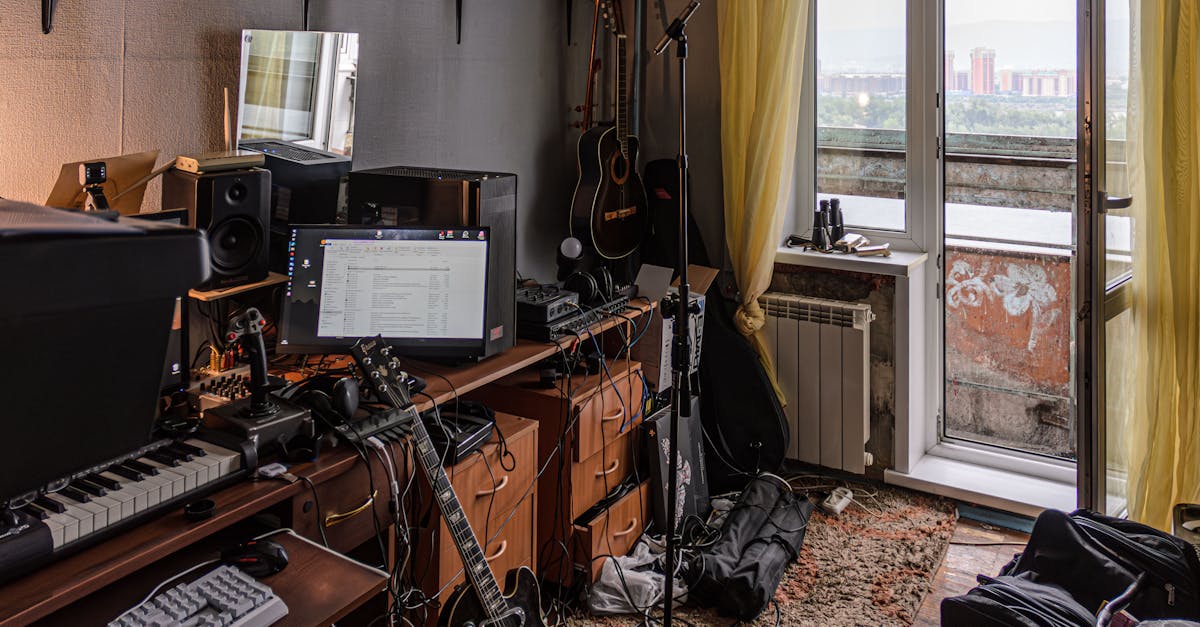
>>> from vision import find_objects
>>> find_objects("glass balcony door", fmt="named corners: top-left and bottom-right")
top-left (1077, 0), bottom-right (1135, 516)
top-left (941, 1), bottom-right (1080, 461)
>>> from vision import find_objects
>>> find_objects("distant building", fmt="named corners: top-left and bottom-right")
top-left (955, 70), bottom-right (970, 92)
top-left (971, 47), bottom-right (996, 95)
top-left (945, 51), bottom-right (956, 92)
top-left (818, 73), bottom-right (905, 96)
top-left (999, 69), bottom-right (1015, 93)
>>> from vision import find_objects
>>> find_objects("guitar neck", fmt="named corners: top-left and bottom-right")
top-left (407, 407), bottom-right (507, 618)
top-left (616, 33), bottom-right (629, 158)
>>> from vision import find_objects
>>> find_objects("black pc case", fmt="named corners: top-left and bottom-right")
top-left (347, 166), bottom-right (517, 359)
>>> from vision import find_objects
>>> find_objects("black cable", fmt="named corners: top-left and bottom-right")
top-left (298, 476), bottom-right (330, 547)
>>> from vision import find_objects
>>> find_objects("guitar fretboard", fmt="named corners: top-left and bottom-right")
top-left (616, 33), bottom-right (629, 160)
top-left (407, 409), bottom-right (507, 618)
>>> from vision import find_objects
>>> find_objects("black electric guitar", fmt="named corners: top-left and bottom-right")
top-left (350, 337), bottom-right (546, 627)
top-left (570, 0), bottom-right (649, 260)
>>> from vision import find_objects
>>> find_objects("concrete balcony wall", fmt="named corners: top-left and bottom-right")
top-left (811, 126), bottom-right (1090, 459)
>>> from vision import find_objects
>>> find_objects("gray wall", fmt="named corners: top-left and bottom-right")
top-left (0, 0), bottom-right (301, 212)
top-left (309, 0), bottom-right (575, 280)
top-left (639, 0), bottom-right (725, 268)
top-left (0, 0), bottom-right (728, 279)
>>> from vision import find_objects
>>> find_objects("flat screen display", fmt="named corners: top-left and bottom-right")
top-left (278, 226), bottom-right (490, 355)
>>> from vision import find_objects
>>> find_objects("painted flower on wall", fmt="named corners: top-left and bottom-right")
top-left (946, 260), bottom-right (991, 309)
top-left (991, 263), bottom-right (1060, 350)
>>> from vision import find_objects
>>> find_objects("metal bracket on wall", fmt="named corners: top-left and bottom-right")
top-left (456, 0), bottom-right (463, 44)
top-left (41, 0), bottom-right (57, 34)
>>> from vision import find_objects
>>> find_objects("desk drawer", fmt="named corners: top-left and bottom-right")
top-left (437, 499), bottom-right (535, 603)
top-left (575, 362), bottom-right (644, 463)
top-left (575, 480), bottom-right (650, 581)
top-left (570, 428), bottom-right (636, 520)
top-left (446, 417), bottom-right (536, 536)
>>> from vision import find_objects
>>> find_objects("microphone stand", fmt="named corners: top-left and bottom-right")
top-left (660, 8), bottom-right (695, 625)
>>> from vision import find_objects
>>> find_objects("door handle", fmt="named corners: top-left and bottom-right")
top-left (1102, 194), bottom-right (1133, 213)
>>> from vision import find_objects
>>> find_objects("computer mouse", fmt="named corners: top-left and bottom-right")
top-left (221, 539), bottom-right (289, 578)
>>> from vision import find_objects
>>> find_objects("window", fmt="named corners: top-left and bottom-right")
top-left (941, 1), bottom-right (1079, 461)
top-left (815, 0), bottom-right (908, 233)
top-left (802, 0), bottom-right (1092, 475)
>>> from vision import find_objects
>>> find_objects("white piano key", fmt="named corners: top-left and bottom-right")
top-left (98, 478), bottom-right (140, 517)
top-left (39, 509), bottom-right (78, 546)
top-left (138, 472), bottom-right (173, 504)
top-left (44, 494), bottom-right (97, 535)
top-left (184, 440), bottom-right (242, 476)
top-left (176, 458), bottom-right (210, 486)
top-left (40, 513), bottom-right (64, 548)
top-left (70, 496), bottom-right (110, 529)
top-left (89, 493), bottom-right (124, 524)
top-left (139, 458), bottom-right (188, 496)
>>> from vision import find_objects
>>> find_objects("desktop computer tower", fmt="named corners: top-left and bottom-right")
top-left (239, 139), bottom-right (353, 273)
top-left (348, 166), bottom-right (516, 359)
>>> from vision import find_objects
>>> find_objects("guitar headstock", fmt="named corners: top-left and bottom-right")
top-left (600, 0), bottom-right (626, 37)
top-left (350, 335), bottom-right (414, 410)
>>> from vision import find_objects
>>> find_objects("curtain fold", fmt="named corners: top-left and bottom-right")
top-left (1125, 0), bottom-right (1200, 530)
top-left (717, 0), bottom-right (808, 393)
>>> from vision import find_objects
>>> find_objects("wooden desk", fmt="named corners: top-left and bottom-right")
top-left (0, 303), bottom-right (647, 626)
top-left (35, 531), bottom-right (387, 626)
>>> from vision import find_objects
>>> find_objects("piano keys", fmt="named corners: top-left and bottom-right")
top-left (23, 439), bottom-right (243, 551)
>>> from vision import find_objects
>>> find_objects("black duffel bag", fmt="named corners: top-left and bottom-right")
top-left (944, 509), bottom-right (1200, 626)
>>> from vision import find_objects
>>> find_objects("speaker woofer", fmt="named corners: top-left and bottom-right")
top-left (208, 216), bottom-right (262, 272)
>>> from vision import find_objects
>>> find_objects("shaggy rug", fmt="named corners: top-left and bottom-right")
top-left (570, 484), bottom-right (957, 626)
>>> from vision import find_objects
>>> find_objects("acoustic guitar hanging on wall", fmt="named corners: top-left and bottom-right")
top-left (570, 0), bottom-right (649, 260)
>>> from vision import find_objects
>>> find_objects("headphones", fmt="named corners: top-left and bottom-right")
top-left (564, 266), bottom-right (615, 307)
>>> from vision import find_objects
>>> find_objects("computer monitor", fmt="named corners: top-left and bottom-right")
top-left (278, 225), bottom-right (492, 359)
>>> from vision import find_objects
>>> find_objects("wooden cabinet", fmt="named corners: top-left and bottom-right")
top-left (414, 412), bottom-right (539, 604)
top-left (469, 359), bottom-right (647, 584)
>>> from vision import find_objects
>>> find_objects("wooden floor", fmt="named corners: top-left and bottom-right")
top-left (913, 518), bottom-right (1031, 626)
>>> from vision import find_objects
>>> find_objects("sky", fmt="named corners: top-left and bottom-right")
top-left (817, 0), bottom-right (1129, 75)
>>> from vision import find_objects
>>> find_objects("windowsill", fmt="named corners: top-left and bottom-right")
top-left (775, 246), bottom-right (928, 277)
top-left (885, 452), bottom-right (1076, 518)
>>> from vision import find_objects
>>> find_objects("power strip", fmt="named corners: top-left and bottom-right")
top-left (820, 487), bottom-right (854, 516)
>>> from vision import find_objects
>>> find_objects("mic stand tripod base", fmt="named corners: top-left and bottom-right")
top-left (204, 396), bottom-right (311, 455)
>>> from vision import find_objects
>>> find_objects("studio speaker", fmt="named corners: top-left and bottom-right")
top-left (163, 168), bottom-right (271, 290)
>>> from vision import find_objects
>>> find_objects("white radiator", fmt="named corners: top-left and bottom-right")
top-left (760, 293), bottom-right (875, 474)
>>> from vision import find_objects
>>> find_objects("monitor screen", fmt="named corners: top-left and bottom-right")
top-left (278, 226), bottom-right (490, 354)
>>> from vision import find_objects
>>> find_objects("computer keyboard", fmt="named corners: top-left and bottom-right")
top-left (109, 564), bottom-right (287, 627)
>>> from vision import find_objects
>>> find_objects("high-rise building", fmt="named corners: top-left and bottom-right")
top-left (945, 51), bottom-right (956, 92)
top-left (970, 47), bottom-right (996, 95)
top-left (999, 69), bottom-right (1014, 93)
top-left (955, 71), bottom-right (970, 92)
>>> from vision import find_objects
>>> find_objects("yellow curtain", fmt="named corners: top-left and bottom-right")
top-left (717, 0), bottom-right (808, 392)
top-left (1125, 0), bottom-right (1200, 530)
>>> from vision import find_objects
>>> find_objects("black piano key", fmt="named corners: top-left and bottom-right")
top-left (107, 465), bottom-right (144, 481)
top-left (33, 496), bottom-right (66, 514)
top-left (72, 480), bottom-right (108, 497)
top-left (86, 473), bottom-right (121, 490)
top-left (20, 505), bottom-right (48, 521)
top-left (164, 445), bottom-right (197, 461)
top-left (171, 442), bottom-right (206, 457)
top-left (124, 459), bottom-right (160, 476)
top-left (61, 486), bottom-right (91, 503)
top-left (145, 451), bottom-right (182, 466)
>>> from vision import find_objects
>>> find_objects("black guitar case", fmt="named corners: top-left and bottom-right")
top-left (698, 281), bottom-right (789, 493)
top-left (641, 158), bottom-right (712, 268)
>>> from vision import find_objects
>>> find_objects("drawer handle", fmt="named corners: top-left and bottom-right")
top-left (485, 540), bottom-right (508, 562)
top-left (324, 490), bottom-right (377, 528)
top-left (613, 518), bottom-right (638, 538)
top-left (595, 459), bottom-right (620, 477)
top-left (600, 408), bottom-right (624, 422)
top-left (475, 475), bottom-right (509, 497)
